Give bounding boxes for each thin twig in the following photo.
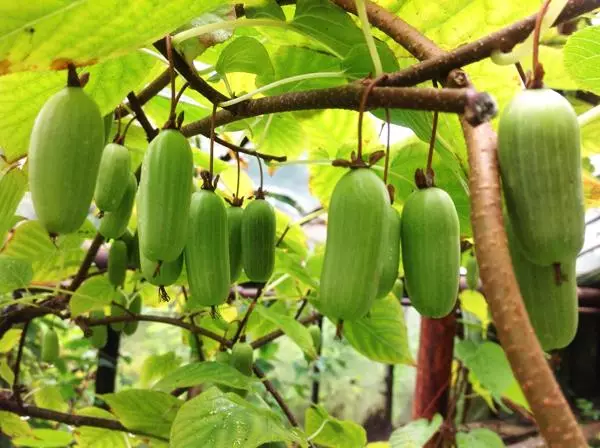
[12,321,30,405]
[231,287,262,345]
[383,108,391,186]
[126,92,158,141]
[215,135,286,163]
[515,62,527,86]
[253,364,299,427]
[115,69,172,119]
[251,314,321,349]
[425,80,440,185]
[0,398,168,441]
[294,298,308,320]
[69,234,105,292]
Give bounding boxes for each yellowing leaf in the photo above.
[583,172,600,207]
[459,290,489,333]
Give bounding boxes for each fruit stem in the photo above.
[66,64,81,87]
[383,107,391,186]
[357,75,387,162]
[256,154,264,197]
[335,320,344,340]
[425,80,439,187]
[209,103,217,183]
[235,151,241,201]
[528,0,551,89]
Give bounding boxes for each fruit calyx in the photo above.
[200,169,219,191]
[415,168,435,189]
[332,150,386,169]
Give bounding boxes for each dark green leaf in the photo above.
[216,36,274,76]
[153,361,259,392]
[304,405,366,448]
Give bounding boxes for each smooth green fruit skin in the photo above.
[215,351,231,364]
[185,191,231,307]
[401,188,460,318]
[376,206,401,299]
[227,206,244,283]
[466,255,479,290]
[94,143,131,212]
[319,169,389,321]
[141,251,183,287]
[29,87,104,234]
[124,294,142,336]
[241,199,276,283]
[108,241,128,288]
[99,173,137,240]
[498,89,584,265]
[41,329,59,363]
[110,291,127,332]
[89,310,108,348]
[137,129,193,262]
[507,221,578,351]
[231,342,253,377]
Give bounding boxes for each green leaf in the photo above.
[0,411,33,438]
[564,25,600,95]
[389,415,442,448]
[456,428,505,448]
[75,407,128,448]
[341,43,400,80]
[0,328,22,353]
[255,304,317,359]
[153,361,259,392]
[0,255,34,294]
[140,352,183,388]
[305,405,366,448]
[0,358,14,385]
[11,429,73,447]
[257,46,344,94]
[216,36,274,76]
[0,0,229,74]
[0,51,158,162]
[102,389,182,439]
[291,0,367,58]
[343,296,413,364]
[275,208,308,258]
[70,276,117,317]
[275,251,317,289]
[245,0,286,20]
[0,168,27,241]
[244,113,308,160]
[1,221,56,264]
[170,387,304,448]
[33,385,68,413]
[455,341,522,405]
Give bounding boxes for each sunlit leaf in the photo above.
[389,414,442,448]
[153,361,258,392]
[305,405,366,448]
[564,25,600,95]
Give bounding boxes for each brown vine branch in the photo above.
[252,364,299,428]
[153,38,231,107]
[126,92,158,141]
[230,287,262,345]
[214,135,287,163]
[0,396,167,441]
[450,71,586,446]
[69,233,105,291]
[115,69,173,119]
[12,321,30,404]
[181,85,495,137]
[380,0,600,87]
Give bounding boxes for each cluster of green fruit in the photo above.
[498,88,584,351]
[318,168,461,323]
[28,79,278,351]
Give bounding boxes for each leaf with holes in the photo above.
[343,296,413,364]
[170,387,305,448]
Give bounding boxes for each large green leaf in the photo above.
[216,36,274,76]
[102,389,182,439]
[153,361,259,392]
[0,168,26,241]
[456,428,505,448]
[75,407,129,448]
[11,429,73,447]
[69,276,118,317]
[0,411,32,438]
[33,385,68,413]
[170,387,304,448]
[304,405,366,448]
[255,303,317,359]
[564,25,600,95]
[140,352,183,388]
[0,255,33,294]
[0,0,229,74]
[0,51,158,162]
[342,296,413,364]
[244,113,308,160]
[389,414,442,448]
[1,221,56,263]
